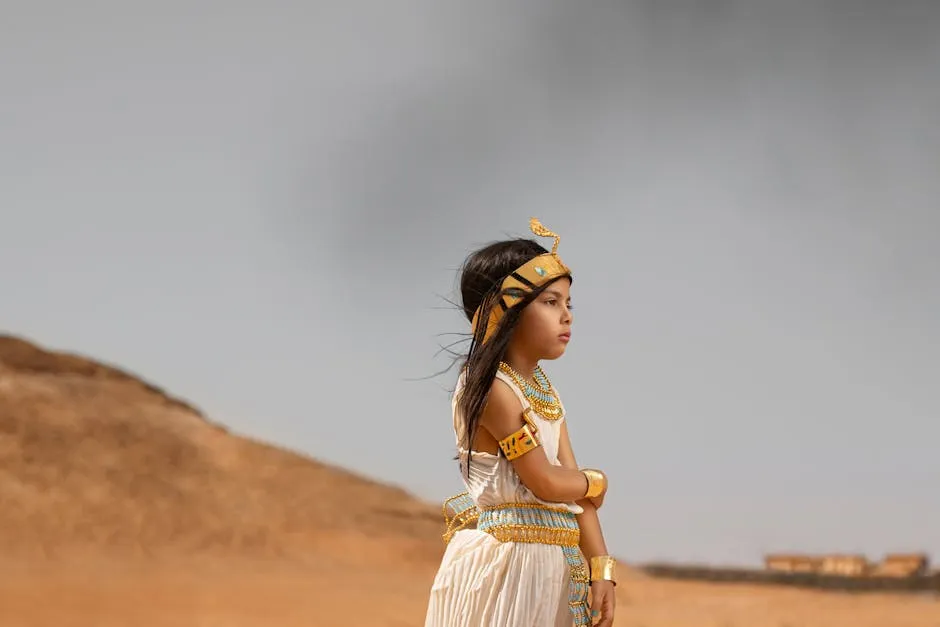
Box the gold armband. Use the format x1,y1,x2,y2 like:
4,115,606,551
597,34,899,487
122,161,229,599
581,469,607,499
589,555,617,585
498,424,540,460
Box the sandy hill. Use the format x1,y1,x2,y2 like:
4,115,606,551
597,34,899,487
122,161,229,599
1,334,936,627
0,334,441,560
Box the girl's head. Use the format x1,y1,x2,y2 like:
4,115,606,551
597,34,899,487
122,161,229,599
456,219,573,454
459,239,573,362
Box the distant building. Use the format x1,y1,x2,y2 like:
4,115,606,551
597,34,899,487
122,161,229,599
764,554,822,573
872,553,930,578
820,554,870,577
765,551,931,578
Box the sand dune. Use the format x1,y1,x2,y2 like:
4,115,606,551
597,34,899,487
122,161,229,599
0,335,936,626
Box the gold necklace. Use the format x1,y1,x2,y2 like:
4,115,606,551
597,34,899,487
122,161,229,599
497,361,564,421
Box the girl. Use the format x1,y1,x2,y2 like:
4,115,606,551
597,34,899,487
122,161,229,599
425,218,616,627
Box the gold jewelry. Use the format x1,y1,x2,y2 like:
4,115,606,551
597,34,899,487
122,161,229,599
498,424,540,460
582,469,607,499
478,501,581,547
441,492,479,544
498,361,564,421
589,555,617,585
471,217,572,344
520,407,540,433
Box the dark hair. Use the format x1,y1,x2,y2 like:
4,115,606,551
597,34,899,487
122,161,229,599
456,238,570,472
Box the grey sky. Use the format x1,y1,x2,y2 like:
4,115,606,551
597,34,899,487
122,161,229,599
2,1,937,566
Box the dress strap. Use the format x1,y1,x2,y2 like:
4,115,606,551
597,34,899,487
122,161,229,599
493,370,531,409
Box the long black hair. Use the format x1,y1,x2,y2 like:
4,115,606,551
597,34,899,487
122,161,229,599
456,238,571,469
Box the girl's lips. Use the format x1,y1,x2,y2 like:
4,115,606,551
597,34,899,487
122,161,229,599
559,333,571,342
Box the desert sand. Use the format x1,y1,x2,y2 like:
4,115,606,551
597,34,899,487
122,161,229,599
0,335,935,626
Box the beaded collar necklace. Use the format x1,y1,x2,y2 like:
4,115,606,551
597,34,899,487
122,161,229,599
497,361,563,421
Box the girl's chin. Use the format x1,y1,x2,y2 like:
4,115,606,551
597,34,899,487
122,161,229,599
540,346,568,360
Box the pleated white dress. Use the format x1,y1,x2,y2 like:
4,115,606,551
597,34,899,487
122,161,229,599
425,370,584,627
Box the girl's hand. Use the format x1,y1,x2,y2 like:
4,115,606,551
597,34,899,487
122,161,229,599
590,580,616,626
589,493,605,510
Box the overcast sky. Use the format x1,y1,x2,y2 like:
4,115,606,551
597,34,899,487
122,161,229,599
2,1,937,566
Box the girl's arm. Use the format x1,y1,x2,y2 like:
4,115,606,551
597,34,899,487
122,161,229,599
478,379,596,503
556,421,610,558
558,420,617,626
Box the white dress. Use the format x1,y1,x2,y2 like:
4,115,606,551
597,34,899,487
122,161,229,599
424,370,585,627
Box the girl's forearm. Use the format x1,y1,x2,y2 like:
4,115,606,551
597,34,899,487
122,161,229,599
575,499,609,558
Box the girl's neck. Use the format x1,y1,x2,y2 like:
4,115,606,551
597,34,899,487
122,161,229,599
503,349,539,382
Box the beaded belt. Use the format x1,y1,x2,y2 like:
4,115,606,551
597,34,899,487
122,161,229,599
442,494,591,627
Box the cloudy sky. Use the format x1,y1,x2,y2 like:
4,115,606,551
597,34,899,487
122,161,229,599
2,1,937,566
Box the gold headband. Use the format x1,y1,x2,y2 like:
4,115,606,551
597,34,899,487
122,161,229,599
470,217,571,343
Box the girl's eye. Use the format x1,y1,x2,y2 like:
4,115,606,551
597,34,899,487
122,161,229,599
545,299,557,306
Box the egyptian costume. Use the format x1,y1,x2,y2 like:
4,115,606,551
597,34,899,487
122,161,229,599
424,219,614,627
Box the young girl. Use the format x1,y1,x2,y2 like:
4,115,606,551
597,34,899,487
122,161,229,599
425,219,616,627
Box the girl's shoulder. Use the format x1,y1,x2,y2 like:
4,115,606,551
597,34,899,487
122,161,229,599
492,369,529,406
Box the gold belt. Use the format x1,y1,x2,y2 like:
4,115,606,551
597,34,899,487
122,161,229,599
476,501,581,547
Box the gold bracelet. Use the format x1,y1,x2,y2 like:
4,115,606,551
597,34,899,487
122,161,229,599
590,555,617,585
498,424,540,460
581,469,607,499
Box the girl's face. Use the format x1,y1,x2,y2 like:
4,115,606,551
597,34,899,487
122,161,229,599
510,278,573,361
